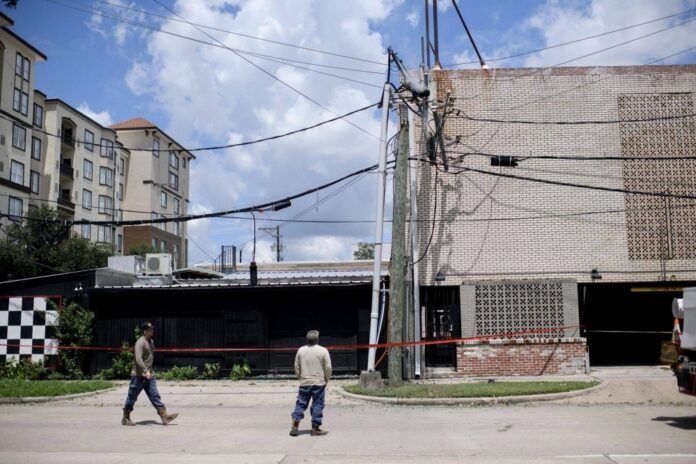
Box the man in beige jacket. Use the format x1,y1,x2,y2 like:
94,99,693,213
290,330,332,436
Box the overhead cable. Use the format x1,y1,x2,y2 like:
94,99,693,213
452,111,696,125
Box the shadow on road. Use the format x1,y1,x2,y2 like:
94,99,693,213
652,415,696,430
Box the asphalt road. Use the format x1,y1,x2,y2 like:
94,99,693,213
0,368,694,464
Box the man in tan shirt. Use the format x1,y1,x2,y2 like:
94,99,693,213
290,330,332,436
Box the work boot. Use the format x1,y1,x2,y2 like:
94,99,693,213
157,407,178,425
121,408,135,426
311,426,328,436
289,419,300,437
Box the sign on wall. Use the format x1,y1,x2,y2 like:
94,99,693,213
0,296,60,363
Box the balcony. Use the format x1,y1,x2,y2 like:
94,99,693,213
59,162,74,179
61,129,75,151
57,190,75,212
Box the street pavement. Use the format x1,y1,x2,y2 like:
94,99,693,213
0,367,694,464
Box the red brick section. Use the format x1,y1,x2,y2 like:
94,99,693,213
456,338,588,376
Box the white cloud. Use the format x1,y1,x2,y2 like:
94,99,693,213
127,0,399,264
87,0,148,47
406,10,419,28
76,103,113,127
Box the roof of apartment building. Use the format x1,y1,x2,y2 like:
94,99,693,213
44,98,124,140
0,14,47,61
110,117,196,159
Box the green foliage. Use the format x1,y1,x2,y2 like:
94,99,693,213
127,243,157,257
0,358,47,380
229,361,251,381
96,343,134,380
0,380,113,398
353,241,375,260
344,381,600,398
201,362,221,379
0,205,113,281
159,365,199,381
2,1,19,9
53,300,94,379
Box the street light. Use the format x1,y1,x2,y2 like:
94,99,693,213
249,200,292,286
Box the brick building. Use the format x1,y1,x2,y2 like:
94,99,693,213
407,65,696,376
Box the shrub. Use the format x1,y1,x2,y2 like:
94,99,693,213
96,343,134,380
159,365,198,381
201,362,220,379
229,361,251,381
0,358,47,380
53,300,94,379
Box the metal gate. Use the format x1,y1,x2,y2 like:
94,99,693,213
422,286,461,367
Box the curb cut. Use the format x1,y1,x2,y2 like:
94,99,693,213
338,380,607,406
0,386,120,405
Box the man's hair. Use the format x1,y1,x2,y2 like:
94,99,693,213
306,330,319,345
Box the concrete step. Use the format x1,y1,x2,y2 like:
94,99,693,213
425,367,458,379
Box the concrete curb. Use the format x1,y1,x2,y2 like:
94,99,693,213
0,386,120,404
338,380,607,406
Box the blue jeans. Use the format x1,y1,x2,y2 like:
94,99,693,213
291,385,326,427
123,376,165,412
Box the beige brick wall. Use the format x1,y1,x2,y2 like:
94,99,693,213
410,65,696,285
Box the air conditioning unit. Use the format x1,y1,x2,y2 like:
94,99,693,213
145,253,172,275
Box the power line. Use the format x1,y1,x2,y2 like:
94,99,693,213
449,150,696,162
445,7,696,67
451,110,696,125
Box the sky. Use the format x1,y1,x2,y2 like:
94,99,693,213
9,0,696,265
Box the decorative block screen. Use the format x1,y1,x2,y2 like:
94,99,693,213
474,281,565,337
618,93,696,260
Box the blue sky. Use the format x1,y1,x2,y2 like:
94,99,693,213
9,0,696,264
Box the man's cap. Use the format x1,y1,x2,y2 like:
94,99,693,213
140,321,155,331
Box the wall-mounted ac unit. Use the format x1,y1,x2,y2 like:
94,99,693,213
145,253,172,275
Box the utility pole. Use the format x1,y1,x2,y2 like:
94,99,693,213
260,225,284,262
388,117,409,385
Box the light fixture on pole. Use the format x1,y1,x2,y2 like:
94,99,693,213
591,268,602,281
249,200,292,286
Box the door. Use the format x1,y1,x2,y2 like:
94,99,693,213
422,286,461,367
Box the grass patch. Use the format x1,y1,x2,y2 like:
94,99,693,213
0,380,114,398
344,380,599,398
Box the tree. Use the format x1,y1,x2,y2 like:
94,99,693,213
353,241,375,260
127,243,157,257
2,0,18,8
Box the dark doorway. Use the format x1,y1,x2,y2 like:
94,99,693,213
422,286,461,367
580,281,694,365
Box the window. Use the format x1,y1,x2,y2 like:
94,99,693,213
10,160,24,185
116,234,123,253
13,88,20,112
173,221,180,237
152,138,160,157
29,170,39,194
173,244,179,264
119,158,124,176
152,238,158,249
81,224,91,240
99,167,113,187
33,104,43,127
84,130,94,152
97,225,112,243
169,151,179,170
15,53,22,76
83,159,93,181
20,92,28,115
12,124,26,150
118,183,124,201
98,195,113,215
22,56,30,81
183,157,187,169
100,138,114,159
31,137,41,160
82,189,92,210
169,172,178,190
160,240,166,253
173,197,180,215
8,196,22,219
161,191,167,208
115,209,122,221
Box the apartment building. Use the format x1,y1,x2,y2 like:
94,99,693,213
0,13,47,222
110,117,193,269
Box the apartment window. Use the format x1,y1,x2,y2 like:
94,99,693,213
116,234,123,253
15,53,22,76
82,189,92,210
97,225,112,244
152,138,160,157
169,151,179,170
29,170,39,194
183,157,187,169
160,214,167,232
161,191,167,208
173,197,180,215
83,159,93,181
81,224,91,240
100,138,114,159
20,92,28,115
99,166,113,187
8,196,23,219
119,158,124,176
98,195,113,215
33,104,43,127
173,244,179,264
31,137,41,160
10,160,24,185
118,182,124,201
12,124,26,150
22,56,30,80
13,88,20,112
152,238,158,249
173,221,180,237
84,130,94,152
160,240,166,253
169,172,178,190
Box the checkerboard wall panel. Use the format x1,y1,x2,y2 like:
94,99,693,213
0,296,60,363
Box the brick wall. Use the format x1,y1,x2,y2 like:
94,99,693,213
456,337,588,376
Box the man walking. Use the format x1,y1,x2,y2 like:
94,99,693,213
290,330,332,437
121,322,178,426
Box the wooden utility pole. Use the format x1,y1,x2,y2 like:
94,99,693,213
388,118,409,385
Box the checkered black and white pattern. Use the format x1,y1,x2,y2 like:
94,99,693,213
0,296,60,363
